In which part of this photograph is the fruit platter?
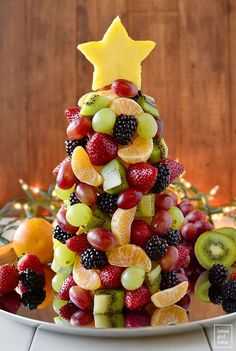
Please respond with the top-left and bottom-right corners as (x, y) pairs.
(0, 16), (236, 337)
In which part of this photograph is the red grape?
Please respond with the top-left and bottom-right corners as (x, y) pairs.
(155, 194), (173, 211)
(56, 206), (79, 233)
(155, 118), (164, 139)
(180, 241), (194, 258)
(181, 223), (198, 242)
(111, 79), (138, 98)
(87, 228), (116, 251)
(117, 188), (142, 209)
(56, 158), (77, 190)
(151, 210), (172, 235)
(67, 117), (91, 140)
(159, 246), (179, 272)
(185, 209), (206, 223)
(70, 310), (94, 327)
(194, 220), (213, 235)
(177, 293), (191, 310)
(75, 183), (97, 206)
(177, 200), (194, 216)
(69, 286), (93, 310)
(165, 191), (178, 206)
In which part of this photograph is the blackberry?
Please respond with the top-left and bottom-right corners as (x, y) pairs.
(144, 236), (168, 260)
(222, 298), (236, 314)
(208, 285), (224, 305)
(97, 193), (117, 214)
(161, 271), (178, 290)
(112, 115), (138, 145)
(53, 225), (75, 244)
(208, 264), (228, 286)
(81, 248), (108, 270)
(164, 229), (181, 247)
(70, 192), (80, 205)
(21, 288), (46, 310)
(152, 163), (170, 193)
(223, 281), (236, 299)
(132, 90), (142, 102)
(65, 137), (87, 157)
(19, 269), (45, 290)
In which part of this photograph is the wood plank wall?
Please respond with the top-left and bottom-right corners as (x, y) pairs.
(0, 0), (235, 207)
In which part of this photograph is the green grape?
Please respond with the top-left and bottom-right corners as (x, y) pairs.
(168, 206), (185, 230)
(121, 267), (145, 290)
(54, 316), (70, 327)
(54, 244), (76, 267)
(55, 184), (75, 200)
(53, 295), (68, 314)
(92, 108), (116, 134)
(66, 203), (92, 227)
(51, 258), (72, 274)
(137, 113), (157, 139)
(52, 273), (67, 292)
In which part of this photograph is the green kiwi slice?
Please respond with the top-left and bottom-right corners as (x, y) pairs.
(101, 159), (129, 195)
(80, 93), (111, 116)
(94, 313), (124, 328)
(195, 231), (236, 269)
(150, 138), (168, 163)
(145, 264), (162, 294)
(93, 289), (124, 314)
(135, 194), (155, 217)
(194, 271), (210, 302)
(214, 227), (236, 245)
(137, 94), (160, 117)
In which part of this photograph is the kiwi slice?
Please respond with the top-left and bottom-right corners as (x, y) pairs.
(194, 271), (210, 302)
(84, 209), (111, 232)
(145, 264), (162, 294)
(80, 93), (111, 116)
(93, 289), (124, 314)
(195, 231), (236, 269)
(51, 258), (72, 275)
(101, 159), (129, 194)
(135, 194), (155, 218)
(150, 138), (168, 163)
(137, 94), (160, 117)
(215, 227), (236, 245)
(94, 313), (124, 328)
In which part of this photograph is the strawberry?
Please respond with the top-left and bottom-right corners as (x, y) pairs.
(175, 246), (190, 270)
(17, 254), (44, 275)
(124, 284), (151, 310)
(127, 163), (158, 193)
(130, 220), (152, 247)
(59, 302), (78, 320)
(66, 234), (91, 256)
(64, 107), (81, 123)
(86, 133), (118, 166)
(100, 265), (124, 289)
(53, 157), (70, 177)
(162, 159), (184, 183)
(124, 309), (151, 328)
(0, 291), (21, 314)
(58, 274), (76, 300)
(230, 270), (236, 281)
(0, 264), (19, 294)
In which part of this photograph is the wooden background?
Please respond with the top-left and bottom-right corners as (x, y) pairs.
(0, 0), (235, 207)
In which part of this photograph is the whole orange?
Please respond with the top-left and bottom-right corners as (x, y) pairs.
(13, 218), (53, 263)
(38, 265), (55, 309)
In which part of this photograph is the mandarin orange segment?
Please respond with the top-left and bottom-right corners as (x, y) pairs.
(151, 281), (189, 308)
(108, 244), (151, 272)
(151, 305), (188, 326)
(118, 136), (153, 164)
(73, 256), (101, 290)
(71, 146), (103, 187)
(111, 207), (137, 245)
(110, 98), (143, 116)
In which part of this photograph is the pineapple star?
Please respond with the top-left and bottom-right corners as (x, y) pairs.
(77, 16), (156, 90)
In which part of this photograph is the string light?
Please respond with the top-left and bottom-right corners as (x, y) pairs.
(209, 185), (219, 197)
(52, 190), (57, 197)
(50, 205), (55, 210)
(14, 203), (22, 210)
(32, 187), (40, 194)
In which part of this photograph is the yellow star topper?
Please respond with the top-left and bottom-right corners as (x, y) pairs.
(77, 16), (156, 91)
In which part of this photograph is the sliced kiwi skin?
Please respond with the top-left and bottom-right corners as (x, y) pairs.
(94, 289), (124, 314)
(80, 93), (111, 116)
(135, 194), (155, 218)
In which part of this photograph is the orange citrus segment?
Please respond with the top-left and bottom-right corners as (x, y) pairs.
(118, 136), (153, 164)
(108, 244), (151, 272)
(71, 146), (103, 187)
(151, 305), (188, 326)
(73, 256), (101, 290)
(111, 207), (137, 245)
(151, 281), (189, 308)
(110, 98), (143, 116)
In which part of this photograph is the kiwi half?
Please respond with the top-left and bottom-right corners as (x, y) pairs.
(194, 271), (210, 302)
(195, 231), (236, 269)
(137, 94), (160, 117)
(93, 289), (124, 314)
(80, 93), (111, 116)
(215, 227), (236, 245)
(94, 313), (124, 328)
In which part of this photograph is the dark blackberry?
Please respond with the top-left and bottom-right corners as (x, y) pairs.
(53, 225), (75, 244)
(223, 281), (236, 299)
(65, 137), (87, 157)
(81, 248), (108, 270)
(208, 285), (224, 305)
(164, 229), (181, 247)
(21, 288), (46, 310)
(208, 264), (228, 286)
(144, 235), (168, 260)
(97, 193), (117, 214)
(222, 298), (236, 314)
(19, 269), (45, 290)
(70, 192), (80, 205)
(132, 90), (142, 101)
(161, 271), (178, 290)
(112, 115), (138, 145)
(152, 163), (170, 193)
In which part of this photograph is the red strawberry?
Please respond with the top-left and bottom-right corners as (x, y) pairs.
(18, 254), (44, 275)
(86, 133), (118, 166)
(0, 264), (19, 294)
(124, 309), (151, 328)
(59, 302), (78, 320)
(175, 246), (190, 270)
(162, 159), (184, 183)
(64, 107), (81, 123)
(66, 234), (91, 256)
(130, 220), (152, 247)
(53, 157), (70, 177)
(127, 163), (158, 193)
(0, 291), (21, 314)
(58, 274), (76, 300)
(100, 265), (124, 289)
(124, 284), (151, 310)
(230, 270), (236, 281)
